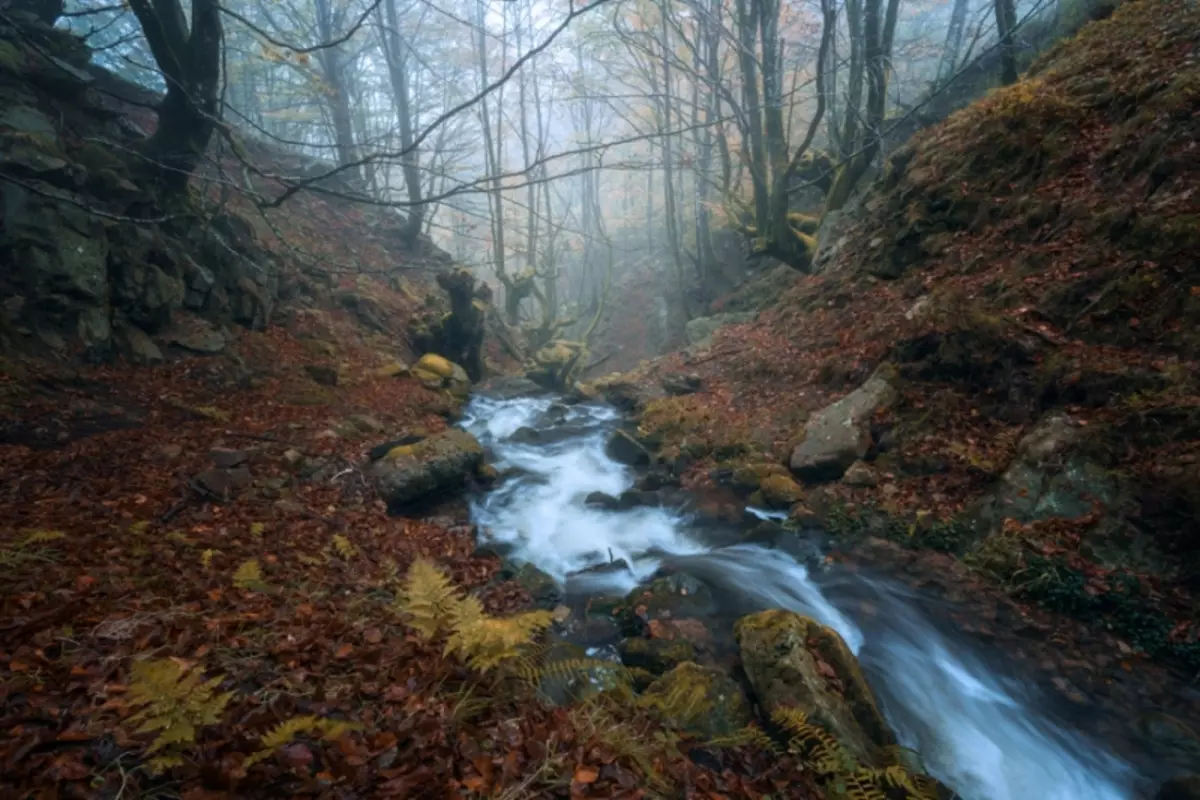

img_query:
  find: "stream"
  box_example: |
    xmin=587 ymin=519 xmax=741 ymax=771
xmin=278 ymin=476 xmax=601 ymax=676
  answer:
xmin=459 ymin=392 xmax=1156 ymax=799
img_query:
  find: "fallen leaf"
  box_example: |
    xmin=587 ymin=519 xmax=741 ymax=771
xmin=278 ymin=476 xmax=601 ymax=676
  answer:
xmin=574 ymin=766 xmax=599 ymax=784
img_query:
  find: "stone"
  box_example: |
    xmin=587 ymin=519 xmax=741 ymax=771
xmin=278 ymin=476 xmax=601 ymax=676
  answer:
xmin=111 ymin=262 xmax=184 ymax=330
xmin=114 ymin=322 xmax=163 ymax=364
xmin=584 ymin=491 xmax=621 ymax=510
xmin=477 ymin=375 xmax=544 ymax=399
xmin=165 ymin=320 xmax=226 ymax=354
xmin=368 ymin=434 xmax=425 ymax=461
xmin=375 ymin=361 xmax=410 ymax=378
xmin=415 ymin=353 xmax=458 ymax=380
xmin=605 ymin=429 xmax=651 ymax=466
xmin=736 ymin=609 xmax=897 ymax=767
xmin=369 ymin=428 xmax=483 ymax=508
xmin=305 ymin=364 xmax=339 ymax=386
xmin=282 ymin=448 xmax=305 ymax=467
xmin=195 ymin=466 xmax=253 ymax=499
xmin=513 ymin=562 xmax=563 ymax=608
xmin=618 ymin=636 xmax=697 ymax=674
xmin=209 ymin=448 xmax=248 ymax=468
xmin=624 ymin=573 xmax=716 ymax=620
xmin=684 ymin=312 xmax=756 ymax=348
xmin=662 ymin=373 xmax=703 ymax=396
xmin=642 ymin=663 xmax=753 ymax=738
xmin=789 ymin=365 xmax=897 ymax=482
xmin=1156 ymin=776 xmax=1200 ymax=800
xmin=759 ymin=473 xmax=805 ymax=508
xmin=842 ymin=460 xmax=879 ymax=487
xmin=731 ymin=462 xmax=791 ymax=493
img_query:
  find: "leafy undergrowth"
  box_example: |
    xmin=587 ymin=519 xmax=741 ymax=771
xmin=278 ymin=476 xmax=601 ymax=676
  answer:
xmin=618 ymin=0 xmax=1200 ymax=674
xmin=0 ymin=318 xmax=819 ymax=796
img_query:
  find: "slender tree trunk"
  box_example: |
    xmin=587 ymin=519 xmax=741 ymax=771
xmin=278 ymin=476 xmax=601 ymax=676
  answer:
xmin=380 ymin=0 xmax=425 ymax=242
xmin=735 ymin=0 xmax=768 ymax=237
xmin=314 ymin=0 xmax=357 ymax=174
xmin=994 ymin=0 xmax=1019 ymax=85
xmin=937 ymin=0 xmax=970 ymax=83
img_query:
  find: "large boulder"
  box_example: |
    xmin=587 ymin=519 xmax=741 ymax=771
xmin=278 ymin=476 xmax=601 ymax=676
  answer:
xmin=735 ymin=609 xmax=897 ymax=767
xmin=370 ymin=428 xmax=483 ymax=508
xmin=789 ymin=365 xmax=897 ymax=482
xmin=684 ymin=312 xmax=756 ymax=348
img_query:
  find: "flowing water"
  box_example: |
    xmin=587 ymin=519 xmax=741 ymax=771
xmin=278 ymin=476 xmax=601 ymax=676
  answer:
xmin=460 ymin=392 xmax=1149 ymax=799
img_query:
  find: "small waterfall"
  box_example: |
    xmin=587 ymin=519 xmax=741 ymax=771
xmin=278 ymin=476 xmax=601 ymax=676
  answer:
xmin=461 ymin=394 xmax=1142 ymax=800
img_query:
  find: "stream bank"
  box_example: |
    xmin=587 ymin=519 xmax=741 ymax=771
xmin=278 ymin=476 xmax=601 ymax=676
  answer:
xmin=453 ymin=386 xmax=1200 ymax=800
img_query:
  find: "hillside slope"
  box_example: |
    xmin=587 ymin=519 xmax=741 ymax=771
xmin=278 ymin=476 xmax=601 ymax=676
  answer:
xmin=613 ymin=0 xmax=1200 ymax=675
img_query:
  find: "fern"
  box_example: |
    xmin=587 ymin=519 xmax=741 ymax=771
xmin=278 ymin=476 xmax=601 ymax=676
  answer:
xmin=233 ymin=559 xmax=267 ymax=591
xmin=332 ymin=534 xmax=356 ymax=560
xmin=126 ymin=659 xmax=234 ymax=773
xmin=22 ymin=529 xmax=65 ymax=545
xmin=771 ymin=707 xmax=856 ymax=776
xmin=704 ymin=724 xmax=782 ymax=753
xmin=444 ymin=594 xmax=553 ymax=672
xmin=395 ymin=558 xmax=463 ymax=639
xmin=200 ymin=549 xmax=215 ymax=569
xmin=250 ymin=522 xmax=265 ymax=539
xmin=244 ymin=715 xmax=360 ymax=768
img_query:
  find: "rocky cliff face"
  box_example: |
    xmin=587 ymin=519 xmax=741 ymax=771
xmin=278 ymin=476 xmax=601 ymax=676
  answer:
xmin=0 ymin=11 xmax=452 ymax=363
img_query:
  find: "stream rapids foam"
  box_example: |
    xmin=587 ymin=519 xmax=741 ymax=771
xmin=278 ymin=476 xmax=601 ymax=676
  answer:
xmin=461 ymin=394 xmax=1140 ymax=800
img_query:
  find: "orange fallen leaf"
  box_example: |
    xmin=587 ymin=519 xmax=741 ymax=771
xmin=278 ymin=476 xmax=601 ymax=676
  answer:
xmin=574 ymin=766 xmax=599 ymax=784
xmin=335 ymin=643 xmax=353 ymax=659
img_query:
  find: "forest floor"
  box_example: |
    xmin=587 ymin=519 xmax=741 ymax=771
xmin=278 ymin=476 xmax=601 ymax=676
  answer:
xmin=0 ymin=312 xmax=825 ymax=798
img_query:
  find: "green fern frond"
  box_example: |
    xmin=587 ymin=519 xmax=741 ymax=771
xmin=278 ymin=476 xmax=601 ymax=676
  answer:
xmin=126 ymin=659 xmax=234 ymax=766
xmin=395 ymin=557 xmax=462 ymax=639
xmin=444 ymin=594 xmax=553 ymax=672
xmin=233 ymin=559 xmax=267 ymax=591
xmin=332 ymin=534 xmax=356 ymax=559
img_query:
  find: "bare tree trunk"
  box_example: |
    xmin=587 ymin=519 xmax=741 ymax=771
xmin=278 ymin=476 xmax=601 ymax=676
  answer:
xmin=380 ymin=0 xmax=424 ymax=243
xmin=735 ymin=0 xmax=768 ymax=237
xmin=128 ymin=0 xmax=222 ymax=198
xmin=994 ymin=0 xmax=1019 ymax=85
xmin=937 ymin=0 xmax=970 ymax=83
xmin=653 ymin=4 xmax=689 ymax=320
xmin=314 ymin=0 xmax=358 ymax=175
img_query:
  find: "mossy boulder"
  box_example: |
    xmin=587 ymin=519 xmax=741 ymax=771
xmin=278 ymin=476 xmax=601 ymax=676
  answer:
xmin=735 ymin=609 xmax=897 ymax=767
xmin=369 ymin=428 xmax=483 ymax=508
xmin=731 ymin=462 xmax=791 ymax=493
xmin=415 ymin=352 xmax=457 ymax=379
xmin=513 ymin=562 xmax=563 ymax=609
xmin=624 ymin=573 xmax=716 ymax=620
xmin=759 ymin=473 xmax=805 ymax=508
xmin=642 ymin=662 xmax=752 ymax=738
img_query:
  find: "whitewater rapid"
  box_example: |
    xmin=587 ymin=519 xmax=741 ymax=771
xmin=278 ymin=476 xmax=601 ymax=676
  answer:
xmin=461 ymin=393 xmax=1141 ymax=800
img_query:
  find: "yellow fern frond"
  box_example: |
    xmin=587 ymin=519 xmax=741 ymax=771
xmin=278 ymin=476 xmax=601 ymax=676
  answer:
xmin=395 ymin=557 xmax=463 ymax=639
xmin=126 ymin=659 xmax=234 ymax=765
xmin=233 ymin=559 xmax=267 ymax=591
xmin=444 ymin=594 xmax=552 ymax=672
xmin=332 ymin=534 xmax=356 ymax=559
xmin=250 ymin=522 xmax=265 ymax=538
xmin=201 ymin=549 xmax=215 ymax=569
xmin=244 ymin=715 xmax=362 ymax=768
xmin=22 ymin=529 xmax=65 ymax=545
xmin=844 ymin=769 xmax=889 ymax=800
xmin=704 ymin=724 xmax=782 ymax=753
xmin=147 ymin=754 xmax=184 ymax=774
xmin=771 ymin=706 xmax=856 ymax=776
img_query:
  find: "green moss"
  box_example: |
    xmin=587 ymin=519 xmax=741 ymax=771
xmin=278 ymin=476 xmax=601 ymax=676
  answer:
xmin=0 ymin=41 xmax=27 ymax=74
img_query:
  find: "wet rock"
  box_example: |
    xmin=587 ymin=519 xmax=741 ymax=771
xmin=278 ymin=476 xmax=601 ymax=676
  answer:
xmin=555 ymin=614 xmax=623 ymax=648
xmin=662 ymin=372 xmax=703 ymax=396
xmin=605 ymin=430 xmax=651 ymax=466
xmin=618 ymin=489 xmax=660 ymax=509
xmin=584 ymin=491 xmax=621 ymax=510
xmin=209 ymin=447 xmax=248 ymax=468
xmin=573 ymin=559 xmax=631 ymax=577
xmin=369 ymin=428 xmax=483 ymax=508
xmin=789 ymin=365 xmax=897 ymax=482
xmin=625 ymin=573 xmax=716 ymax=620
xmin=741 ymin=522 xmax=824 ymax=567
xmin=575 ymin=372 xmax=657 ymax=412
xmin=618 ymin=636 xmax=697 ymax=674
xmin=478 ymin=375 xmax=545 ymax=399
xmin=514 ymin=562 xmax=564 ymax=609
xmin=304 ymin=364 xmax=338 ymax=386
xmin=636 ymin=471 xmax=679 ymax=491
xmin=642 ymin=663 xmax=753 ymax=738
xmin=735 ymin=609 xmax=897 ymax=767
xmin=471 ymin=539 xmax=514 ymax=560
xmin=475 ymin=463 xmax=500 ymax=485
xmin=1156 ymin=776 xmax=1200 ymax=800
xmin=684 ymin=312 xmax=756 ymax=348
xmin=842 ymin=460 xmax=879 ymax=487
xmin=509 ymin=426 xmax=543 ymax=445
xmin=535 ymin=641 xmax=627 ymax=706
